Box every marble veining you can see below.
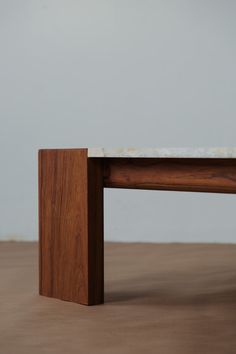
[88,148,236,158]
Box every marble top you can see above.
[88,148,236,158]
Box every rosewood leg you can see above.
[39,149,104,305]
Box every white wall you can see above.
[1,0,236,242]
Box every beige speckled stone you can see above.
[88,147,236,158]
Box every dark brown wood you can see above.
[39,149,104,305]
[103,158,236,193]
[39,152,236,307]
[87,157,104,304]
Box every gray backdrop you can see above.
[1,0,236,242]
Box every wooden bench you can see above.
[38,148,236,305]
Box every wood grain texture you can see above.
[103,158,236,193]
[39,149,104,305]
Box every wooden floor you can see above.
[1,242,236,354]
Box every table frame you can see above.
[38,148,236,305]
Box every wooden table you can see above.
[38,148,236,305]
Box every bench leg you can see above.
[39,149,104,305]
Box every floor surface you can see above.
[0,242,236,354]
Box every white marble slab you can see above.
[88,148,236,158]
